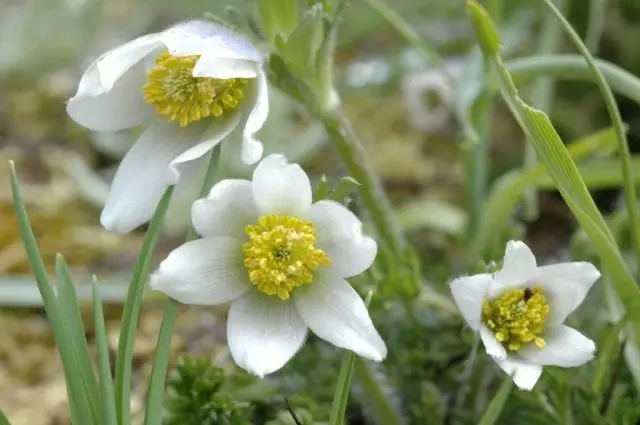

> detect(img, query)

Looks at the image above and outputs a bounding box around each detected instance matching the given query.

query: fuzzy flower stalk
[66,20,269,233]
[450,241,600,390]
[150,154,387,376]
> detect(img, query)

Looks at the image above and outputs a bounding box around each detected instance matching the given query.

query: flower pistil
[143,50,248,127]
[483,286,550,351]
[243,215,331,300]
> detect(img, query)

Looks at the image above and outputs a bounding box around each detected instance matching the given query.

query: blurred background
[1,0,639,423]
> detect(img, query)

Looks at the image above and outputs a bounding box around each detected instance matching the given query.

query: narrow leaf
[466,0,640,341]
[115,186,174,424]
[9,161,96,425]
[477,376,512,425]
[539,0,640,291]
[143,300,180,425]
[93,277,118,425]
[592,316,627,398]
[145,145,222,425]
[470,126,619,258]
[55,255,100,410]
[0,408,11,425]
[328,291,373,425]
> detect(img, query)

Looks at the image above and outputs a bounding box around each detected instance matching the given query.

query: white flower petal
[67,59,154,132]
[227,291,308,377]
[536,262,600,314]
[518,325,596,367]
[240,68,269,164]
[493,240,537,288]
[495,357,543,391]
[480,325,507,360]
[536,281,580,326]
[251,154,312,216]
[450,273,493,331]
[293,271,387,361]
[305,200,377,278]
[191,179,258,238]
[66,33,162,131]
[150,237,250,305]
[100,119,209,233]
[193,56,259,79]
[161,20,262,62]
[168,112,241,179]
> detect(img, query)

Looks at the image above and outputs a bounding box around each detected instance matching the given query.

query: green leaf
[539,0,640,298]
[592,316,627,400]
[328,292,373,425]
[313,174,329,202]
[276,4,325,80]
[329,176,361,204]
[143,300,180,425]
[92,277,118,425]
[55,255,100,411]
[466,1,501,57]
[477,376,512,425]
[115,186,174,424]
[470,126,619,259]
[145,145,222,425]
[507,55,640,107]
[8,161,97,425]
[0,408,11,425]
[257,0,298,45]
[467,0,640,340]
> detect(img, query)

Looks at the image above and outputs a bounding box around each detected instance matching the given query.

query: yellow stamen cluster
[483,286,550,351]
[243,215,332,300]
[143,51,248,127]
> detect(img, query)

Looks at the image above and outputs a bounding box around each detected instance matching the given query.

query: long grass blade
[8,161,97,425]
[114,186,174,424]
[93,277,118,425]
[55,254,100,411]
[477,376,512,425]
[144,145,222,425]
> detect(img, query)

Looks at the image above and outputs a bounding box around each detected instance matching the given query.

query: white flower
[67,20,269,234]
[450,240,600,390]
[150,154,387,376]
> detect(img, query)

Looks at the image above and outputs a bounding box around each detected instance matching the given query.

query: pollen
[243,215,332,300]
[142,50,248,127]
[482,286,550,351]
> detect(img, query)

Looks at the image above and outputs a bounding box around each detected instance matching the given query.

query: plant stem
[524,0,565,220]
[143,144,222,425]
[539,0,640,277]
[354,359,403,425]
[319,107,406,258]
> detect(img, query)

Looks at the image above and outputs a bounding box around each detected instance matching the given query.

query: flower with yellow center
[449,241,600,390]
[150,154,386,377]
[66,20,269,234]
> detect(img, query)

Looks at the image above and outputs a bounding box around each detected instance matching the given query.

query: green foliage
[164,357,253,425]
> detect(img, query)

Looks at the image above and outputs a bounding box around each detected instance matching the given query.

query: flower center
[482,286,550,351]
[142,50,248,127]
[242,215,332,300]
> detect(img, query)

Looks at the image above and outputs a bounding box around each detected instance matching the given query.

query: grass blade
[114,186,174,424]
[539,0,640,293]
[470,126,618,259]
[466,0,640,341]
[55,254,100,411]
[8,161,96,425]
[93,277,118,425]
[328,291,374,425]
[144,145,222,425]
[477,376,512,425]
[143,299,180,425]
[0,408,11,425]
